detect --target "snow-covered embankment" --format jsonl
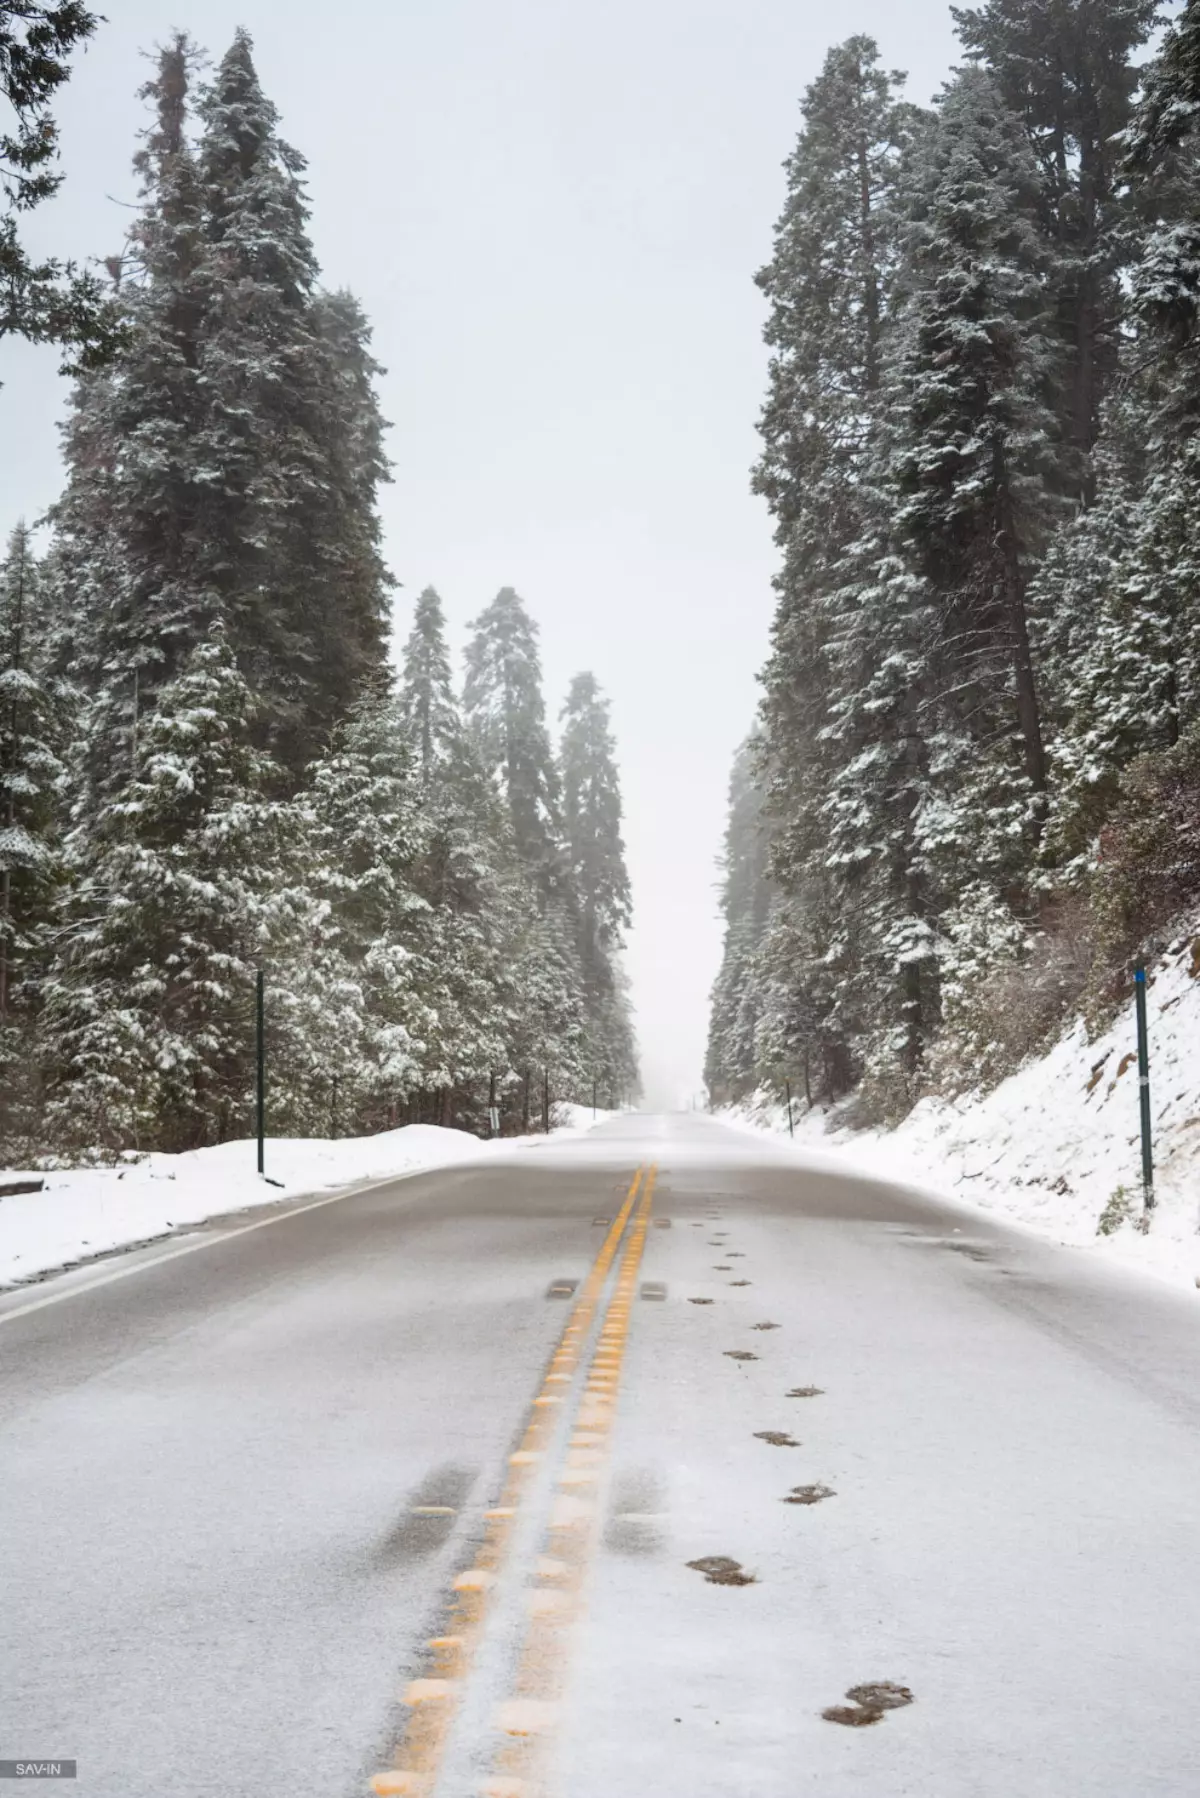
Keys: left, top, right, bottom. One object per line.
{"left": 726, "top": 932, "right": 1200, "bottom": 1289}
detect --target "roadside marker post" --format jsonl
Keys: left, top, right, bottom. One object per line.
{"left": 256, "top": 969, "right": 266, "bottom": 1179}
{"left": 1135, "top": 965, "right": 1155, "bottom": 1211}
{"left": 785, "top": 1078, "right": 795, "bottom": 1139}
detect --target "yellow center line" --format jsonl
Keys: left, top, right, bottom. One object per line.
{"left": 369, "top": 1166, "right": 646, "bottom": 1798}
{"left": 484, "top": 1165, "right": 658, "bottom": 1794}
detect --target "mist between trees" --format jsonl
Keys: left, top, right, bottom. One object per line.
{"left": 707, "top": 1, "right": 1200, "bottom": 1124}
{"left": 0, "top": 31, "right": 638, "bottom": 1160}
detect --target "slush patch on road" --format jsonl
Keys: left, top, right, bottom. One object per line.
{"left": 751, "top": 1322, "right": 780, "bottom": 1331}
{"left": 755, "top": 1431, "right": 799, "bottom": 1447}
{"left": 724, "top": 1350, "right": 757, "bottom": 1361}
{"left": 546, "top": 1278, "right": 579, "bottom": 1298}
{"left": 788, "top": 1386, "right": 824, "bottom": 1398}
{"left": 784, "top": 1484, "right": 835, "bottom": 1505}
{"left": 605, "top": 1470, "right": 665, "bottom": 1556}
{"left": 689, "top": 1297, "right": 714, "bottom": 1305}
{"left": 824, "top": 1683, "right": 914, "bottom": 1727}
{"left": 640, "top": 1281, "right": 667, "bottom": 1301}
{"left": 687, "top": 1555, "right": 757, "bottom": 1587}
{"left": 379, "top": 1466, "right": 476, "bottom": 1565}
{"left": 729, "top": 1279, "right": 751, "bottom": 1286}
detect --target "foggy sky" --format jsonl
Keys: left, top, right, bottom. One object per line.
{"left": 0, "top": 0, "right": 963, "bottom": 1106}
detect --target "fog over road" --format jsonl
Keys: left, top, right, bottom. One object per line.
{"left": 3, "top": 1113, "right": 1199, "bottom": 1796}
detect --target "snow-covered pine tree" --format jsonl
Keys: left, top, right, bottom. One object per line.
{"left": 399, "top": 587, "right": 462, "bottom": 780}
{"left": 42, "top": 628, "right": 319, "bottom": 1153}
{"left": 305, "top": 698, "right": 430, "bottom": 1132}
{"left": 54, "top": 33, "right": 214, "bottom": 814}
{"left": 463, "top": 587, "right": 564, "bottom": 898}
{"left": 395, "top": 585, "right": 512, "bottom": 1125}
{"left": 887, "top": 68, "right": 1060, "bottom": 817}
{"left": 704, "top": 734, "right": 772, "bottom": 1104}
{"left": 1035, "top": 4, "right": 1200, "bottom": 877}
{"left": 752, "top": 38, "right": 919, "bottom": 1102}
{"left": 197, "top": 29, "right": 389, "bottom": 778}
{"left": 559, "top": 672, "right": 637, "bottom": 1102}
{"left": 0, "top": 524, "right": 70, "bottom": 1152}
{"left": 952, "top": 0, "right": 1160, "bottom": 498}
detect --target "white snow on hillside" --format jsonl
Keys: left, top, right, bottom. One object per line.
{"left": 725, "top": 931, "right": 1200, "bottom": 1291}
{"left": 0, "top": 1109, "right": 615, "bottom": 1288}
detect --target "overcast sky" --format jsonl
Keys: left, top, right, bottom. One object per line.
{"left": 0, "top": 0, "right": 964, "bottom": 1106}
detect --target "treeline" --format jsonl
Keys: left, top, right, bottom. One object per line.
{"left": 709, "top": 0, "right": 1200, "bottom": 1119}
{"left": 0, "top": 31, "right": 638, "bottom": 1159}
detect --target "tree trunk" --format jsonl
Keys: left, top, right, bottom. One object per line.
{"left": 993, "top": 438, "right": 1048, "bottom": 817}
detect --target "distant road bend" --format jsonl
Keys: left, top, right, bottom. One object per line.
{"left": 4, "top": 1112, "right": 1200, "bottom": 1796}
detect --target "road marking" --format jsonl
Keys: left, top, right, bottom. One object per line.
{"left": 370, "top": 1167, "right": 645, "bottom": 1798}
{"left": 484, "top": 1166, "right": 656, "bottom": 1796}
{"left": 0, "top": 1168, "right": 435, "bottom": 1327}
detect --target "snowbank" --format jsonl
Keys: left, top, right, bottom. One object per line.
{"left": 724, "top": 932, "right": 1200, "bottom": 1290}
{"left": 0, "top": 1109, "right": 616, "bottom": 1289}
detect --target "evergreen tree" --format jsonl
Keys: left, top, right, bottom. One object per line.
{"left": 0, "top": 524, "right": 69, "bottom": 1150}
{"left": 559, "top": 672, "right": 636, "bottom": 1095}
{"left": 42, "top": 630, "right": 311, "bottom": 1152}
{"left": 399, "top": 587, "right": 462, "bottom": 779}
{"left": 752, "top": 38, "right": 922, "bottom": 1099}
{"left": 196, "top": 29, "right": 389, "bottom": 775}
{"left": 705, "top": 735, "right": 772, "bottom": 1102}
{"left": 55, "top": 32, "right": 214, "bottom": 813}
{"left": 952, "top": 0, "right": 1160, "bottom": 495}
{"left": 463, "top": 587, "right": 563, "bottom": 895}
{"left": 306, "top": 699, "right": 430, "bottom": 1128}
{"left": 0, "top": 2, "right": 124, "bottom": 373}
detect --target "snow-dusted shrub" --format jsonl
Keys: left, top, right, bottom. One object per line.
{"left": 927, "top": 892, "right": 1095, "bottom": 1094}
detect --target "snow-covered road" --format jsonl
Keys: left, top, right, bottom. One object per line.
{"left": 3, "top": 1112, "right": 1200, "bottom": 1796}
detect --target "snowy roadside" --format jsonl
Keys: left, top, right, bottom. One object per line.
{"left": 722, "top": 932, "right": 1200, "bottom": 1292}
{"left": 0, "top": 1106, "right": 615, "bottom": 1289}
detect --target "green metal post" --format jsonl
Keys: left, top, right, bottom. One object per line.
{"left": 256, "top": 969, "right": 265, "bottom": 1178}
{"left": 1135, "top": 965, "right": 1154, "bottom": 1210}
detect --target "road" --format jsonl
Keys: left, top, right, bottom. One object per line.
{"left": 3, "top": 1111, "right": 1200, "bottom": 1796}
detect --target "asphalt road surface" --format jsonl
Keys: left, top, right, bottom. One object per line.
{"left": 4, "top": 1112, "right": 1200, "bottom": 1797}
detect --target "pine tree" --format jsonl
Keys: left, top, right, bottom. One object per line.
{"left": 559, "top": 672, "right": 636, "bottom": 1096}
{"left": 0, "top": 2, "right": 123, "bottom": 374}
{"left": 196, "top": 29, "right": 389, "bottom": 776}
{"left": 394, "top": 585, "right": 513, "bottom": 1120}
{"left": 399, "top": 587, "right": 463, "bottom": 779}
{"left": 705, "top": 735, "right": 772, "bottom": 1103}
{"left": 42, "top": 630, "right": 308, "bottom": 1152}
{"left": 1036, "top": 6, "right": 1200, "bottom": 872}
{"left": 752, "top": 39, "right": 923, "bottom": 1102}
{"left": 0, "top": 524, "right": 69, "bottom": 1150}
{"left": 54, "top": 32, "right": 214, "bottom": 814}
{"left": 306, "top": 699, "right": 430, "bottom": 1129}
{"left": 952, "top": 0, "right": 1160, "bottom": 495}
{"left": 463, "top": 587, "right": 563, "bottom": 896}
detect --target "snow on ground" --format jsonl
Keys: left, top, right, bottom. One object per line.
{"left": 0, "top": 1107, "right": 617, "bottom": 1288}
{"left": 724, "top": 930, "right": 1200, "bottom": 1291}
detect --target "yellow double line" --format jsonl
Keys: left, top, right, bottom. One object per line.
{"left": 484, "top": 1166, "right": 656, "bottom": 1793}
{"left": 371, "top": 1166, "right": 652, "bottom": 1798}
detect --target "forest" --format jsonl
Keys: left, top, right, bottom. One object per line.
{"left": 707, "top": 0, "right": 1200, "bottom": 1121}
{"left": 0, "top": 25, "right": 638, "bottom": 1158}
